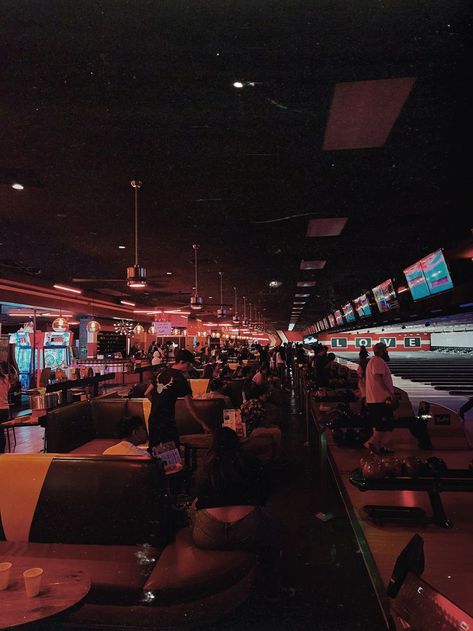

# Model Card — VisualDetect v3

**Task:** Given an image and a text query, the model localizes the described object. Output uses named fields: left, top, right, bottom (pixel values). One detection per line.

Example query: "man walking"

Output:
left=364, top=342, right=396, bottom=454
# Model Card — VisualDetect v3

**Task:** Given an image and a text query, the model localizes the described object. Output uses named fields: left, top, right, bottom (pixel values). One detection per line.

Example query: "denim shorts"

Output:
left=190, top=506, right=281, bottom=552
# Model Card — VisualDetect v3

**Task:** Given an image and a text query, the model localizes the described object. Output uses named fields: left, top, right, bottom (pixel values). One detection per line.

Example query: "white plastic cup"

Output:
left=0, top=562, right=12, bottom=590
left=23, top=567, right=43, bottom=597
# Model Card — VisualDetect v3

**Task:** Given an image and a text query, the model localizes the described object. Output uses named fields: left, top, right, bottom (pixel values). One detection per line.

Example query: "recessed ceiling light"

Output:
left=294, top=301, right=306, bottom=305
left=300, top=260, right=326, bottom=270
left=269, top=280, right=282, bottom=288
left=233, top=81, right=244, bottom=89
left=208, top=296, right=213, bottom=299
left=11, top=183, right=24, bottom=190
left=306, top=218, right=348, bottom=237
left=295, top=294, right=310, bottom=298
left=166, top=271, right=173, bottom=275
left=297, top=281, right=317, bottom=287
left=118, top=245, right=126, bottom=249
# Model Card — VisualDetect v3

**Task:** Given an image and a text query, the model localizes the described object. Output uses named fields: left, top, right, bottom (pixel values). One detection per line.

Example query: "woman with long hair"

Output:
left=0, top=361, right=11, bottom=453
left=190, top=426, right=293, bottom=601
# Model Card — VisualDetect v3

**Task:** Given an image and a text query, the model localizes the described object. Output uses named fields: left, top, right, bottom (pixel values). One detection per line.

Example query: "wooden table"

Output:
left=0, top=558, right=90, bottom=629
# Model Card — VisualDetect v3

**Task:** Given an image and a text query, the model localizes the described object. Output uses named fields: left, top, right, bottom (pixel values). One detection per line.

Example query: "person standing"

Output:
left=0, top=362, right=11, bottom=453
left=364, top=342, right=396, bottom=454
left=145, top=349, right=205, bottom=450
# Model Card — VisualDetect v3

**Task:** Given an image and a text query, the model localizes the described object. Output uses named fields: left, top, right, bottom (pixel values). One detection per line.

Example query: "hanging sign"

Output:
left=154, top=321, right=173, bottom=336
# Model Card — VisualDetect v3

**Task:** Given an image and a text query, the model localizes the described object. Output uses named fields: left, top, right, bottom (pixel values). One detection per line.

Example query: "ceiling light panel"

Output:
left=322, top=77, right=416, bottom=150
left=300, top=260, right=326, bottom=270
left=306, top=218, right=348, bottom=237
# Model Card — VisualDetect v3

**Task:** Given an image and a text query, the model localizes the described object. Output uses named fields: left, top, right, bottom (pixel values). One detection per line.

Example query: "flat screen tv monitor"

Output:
left=334, top=310, right=344, bottom=326
left=328, top=314, right=336, bottom=328
left=354, top=293, right=372, bottom=318
left=420, top=249, right=454, bottom=295
left=342, top=302, right=355, bottom=322
left=403, top=261, right=430, bottom=300
left=372, top=278, right=400, bottom=313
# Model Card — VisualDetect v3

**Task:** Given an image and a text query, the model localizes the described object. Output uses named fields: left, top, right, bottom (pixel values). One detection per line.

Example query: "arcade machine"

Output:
left=40, top=331, right=73, bottom=371
left=10, top=330, right=34, bottom=390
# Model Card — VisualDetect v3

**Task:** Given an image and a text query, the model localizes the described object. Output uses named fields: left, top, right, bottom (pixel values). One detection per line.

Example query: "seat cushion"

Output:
left=143, top=527, right=257, bottom=604
left=0, top=541, right=161, bottom=604
left=180, top=434, right=213, bottom=450
left=69, top=439, right=116, bottom=454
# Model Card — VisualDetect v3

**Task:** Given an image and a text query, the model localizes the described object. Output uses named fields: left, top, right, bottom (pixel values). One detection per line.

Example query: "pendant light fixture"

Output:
left=232, top=287, right=240, bottom=324
left=133, top=323, right=144, bottom=335
left=86, top=300, right=101, bottom=333
left=148, top=324, right=156, bottom=335
left=217, top=271, right=228, bottom=318
left=242, top=296, right=249, bottom=326
left=190, top=244, right=204, bottom=310
left=52, top=299, right=69, bottom=332
left=127, top=180, right=147, bottom=288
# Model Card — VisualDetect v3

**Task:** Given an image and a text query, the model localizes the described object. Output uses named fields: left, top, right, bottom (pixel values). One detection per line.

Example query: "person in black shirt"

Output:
left=145, top=349, right=205, bottom=449
left=191, top=427, right=294, bottom=601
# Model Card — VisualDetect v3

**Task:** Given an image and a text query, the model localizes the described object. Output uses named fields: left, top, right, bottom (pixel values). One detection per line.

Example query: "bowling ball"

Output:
left=362, top=457, right=387, bottom=479
left=402, top=456, right=423, bottom=478
left=381, top=455, right=404, bottom=477
left=426, top=456, right=448, bottom=475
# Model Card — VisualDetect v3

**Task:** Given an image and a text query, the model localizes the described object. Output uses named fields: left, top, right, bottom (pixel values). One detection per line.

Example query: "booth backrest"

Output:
left=45, top=400, right=95, bottom=453
left=175, top=398, right=225, bottom=435
left=0, top=454, right=167, bottom=546
left=45, top=398, right=151, bottom=453
left=90, top=398, right=128, bottom=438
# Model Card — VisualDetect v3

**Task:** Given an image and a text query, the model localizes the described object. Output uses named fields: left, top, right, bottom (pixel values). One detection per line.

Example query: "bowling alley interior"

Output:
left=0, top=2, right=472, bottom=630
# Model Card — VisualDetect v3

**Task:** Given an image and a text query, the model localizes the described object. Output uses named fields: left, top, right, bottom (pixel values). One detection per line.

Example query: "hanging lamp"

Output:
left=190, top=244, right=204, bottom=310
left=127, top=180, right=147, bottom=288
left=232, top=287, right=240, bottom=324
left=86, top=300, right=101, bottom=333
left=217, top=271, right=229, bottom=318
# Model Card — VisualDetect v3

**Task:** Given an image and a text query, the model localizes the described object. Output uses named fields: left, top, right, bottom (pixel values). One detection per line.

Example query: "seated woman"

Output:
left=190, top=427, right=293, bottom=600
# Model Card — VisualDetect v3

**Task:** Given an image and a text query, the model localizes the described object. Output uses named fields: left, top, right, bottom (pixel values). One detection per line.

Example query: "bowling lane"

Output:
left=336, top=352, right=471, bottom=414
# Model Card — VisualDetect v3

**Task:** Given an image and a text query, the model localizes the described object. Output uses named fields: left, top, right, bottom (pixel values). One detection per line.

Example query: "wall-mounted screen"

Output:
left=403, top=261, right=430, bottom=300
left=334, top=310, right=344, bottom=326
left=353, top=293, right=372, bottom=318
left=328, top=314, right=336, bottom=328
left=420, top=249, right=454, bottom=295
left=342, top=302, right=356, bottom=322
left=372, top=279, right=400, bottom=313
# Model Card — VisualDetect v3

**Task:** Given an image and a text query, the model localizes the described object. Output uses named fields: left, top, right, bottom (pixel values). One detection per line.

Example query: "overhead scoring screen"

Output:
left=342, top=302, right=355, bottom=322
left=353, top=293, right=372, bottom=318
left=372, top=279, right=400, bottom=313
left=403, top=249, right=454, bottom=300
left=403, top=261, right=430, bottom=300
left=420, top=249, right=454, bottom=295
left=334, top=310, right=344, bottom=326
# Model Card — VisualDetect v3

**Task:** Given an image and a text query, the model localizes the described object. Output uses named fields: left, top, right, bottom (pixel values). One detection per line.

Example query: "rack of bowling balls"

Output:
left=350, top=456, right=473, bottom=528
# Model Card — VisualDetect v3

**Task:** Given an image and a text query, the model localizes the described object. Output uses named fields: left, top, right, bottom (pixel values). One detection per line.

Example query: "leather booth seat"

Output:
left=0, top=453, right=258, bottom=628
left=45, top=396, right=225, bottom=455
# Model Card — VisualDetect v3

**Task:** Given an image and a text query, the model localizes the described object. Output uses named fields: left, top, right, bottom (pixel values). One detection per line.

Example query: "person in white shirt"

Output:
left=364, top=342, right=396, bottom=455
left=198, top=378, right=233, bottom=409
left=103, top=416, right=151, bottom=458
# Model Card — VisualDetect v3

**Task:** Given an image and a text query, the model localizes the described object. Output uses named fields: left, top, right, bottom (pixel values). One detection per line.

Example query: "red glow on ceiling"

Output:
left=323, top=77, right=416, bottom=150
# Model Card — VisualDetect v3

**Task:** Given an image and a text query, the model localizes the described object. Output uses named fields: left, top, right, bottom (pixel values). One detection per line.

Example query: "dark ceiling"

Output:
left=0, top=0, right=470, bottom=329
